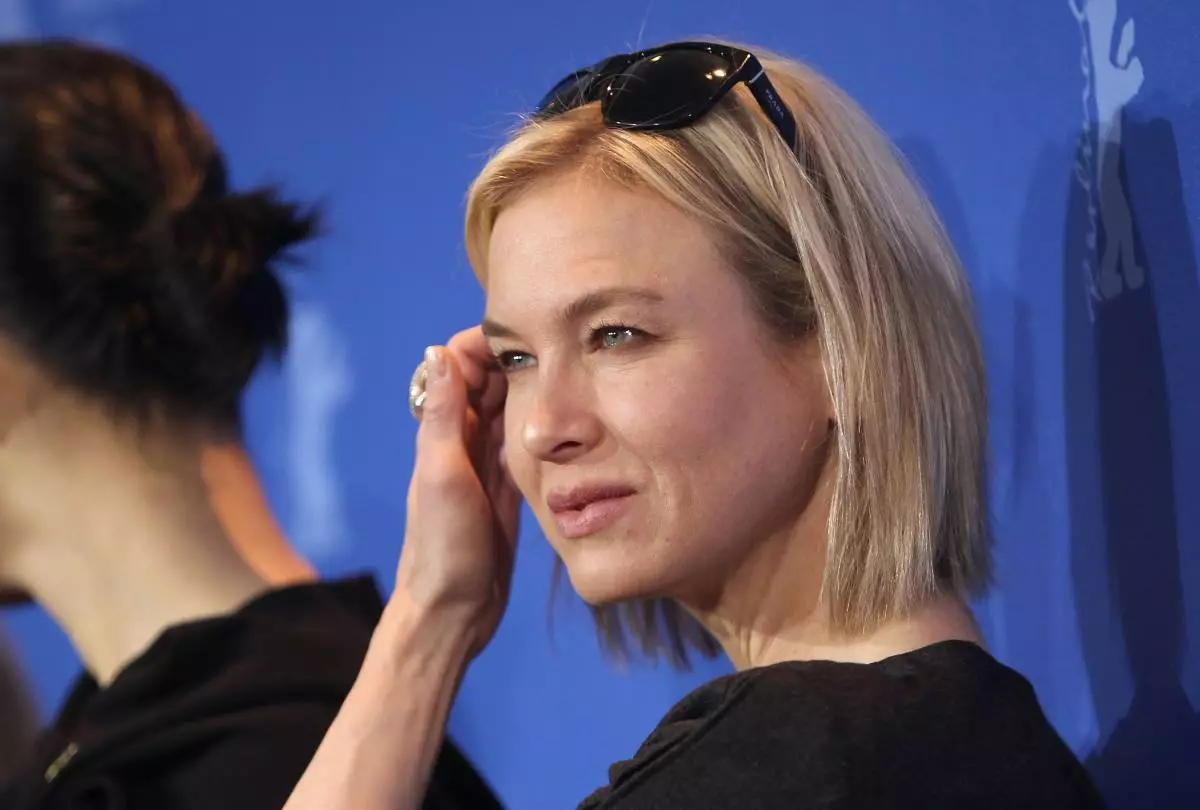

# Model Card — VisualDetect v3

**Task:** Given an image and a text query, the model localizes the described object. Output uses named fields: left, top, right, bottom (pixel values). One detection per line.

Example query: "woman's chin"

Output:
left=562, top=562, right=661, bottom=607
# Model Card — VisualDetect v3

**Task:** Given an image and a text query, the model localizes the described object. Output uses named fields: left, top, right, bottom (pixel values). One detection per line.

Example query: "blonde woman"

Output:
left=287, top=41, right=1105, bottom=809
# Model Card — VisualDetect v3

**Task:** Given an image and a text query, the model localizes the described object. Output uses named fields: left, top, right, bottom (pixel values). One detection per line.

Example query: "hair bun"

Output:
left=11, top=183, right=321, bottom=423
left=153, top=187, right=320, bottom=409
left=0, top=41, right=322, bottom=424
left=171, top=189, right=318, bottom=297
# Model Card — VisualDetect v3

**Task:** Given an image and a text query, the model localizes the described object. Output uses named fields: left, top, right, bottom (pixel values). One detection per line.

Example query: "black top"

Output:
left=579, top=641, right=1105, bottom=809
left=0, top=576, right=503, bottom=810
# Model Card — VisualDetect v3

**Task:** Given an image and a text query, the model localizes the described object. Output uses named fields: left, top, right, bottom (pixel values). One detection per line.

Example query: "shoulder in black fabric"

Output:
left=2, top=576, right=384, bottom=810
left=576, top=641, right=1107, bottom=810
left=576, top=668, right=761, bottom=809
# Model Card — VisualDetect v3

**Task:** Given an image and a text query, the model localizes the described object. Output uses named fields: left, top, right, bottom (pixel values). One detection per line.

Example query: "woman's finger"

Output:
left=474, top=367, right=508, bottom=422
left=446, top=326, right=508, bottom=421
left=413, top=346, right=476, bottom=494
left=446, top=326, right=495, bottom=390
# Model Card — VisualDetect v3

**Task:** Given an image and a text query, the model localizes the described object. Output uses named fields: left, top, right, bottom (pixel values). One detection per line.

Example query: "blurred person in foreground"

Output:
left=0, top=39, right=500, bottom=810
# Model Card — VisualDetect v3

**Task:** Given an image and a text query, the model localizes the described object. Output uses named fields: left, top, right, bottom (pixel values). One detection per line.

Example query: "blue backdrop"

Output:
left=2, top=1, right=1197, bottom=807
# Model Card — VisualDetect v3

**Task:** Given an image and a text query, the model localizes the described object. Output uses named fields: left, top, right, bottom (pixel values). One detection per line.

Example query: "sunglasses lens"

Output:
left=535, top=70, right=594, bottom=116
left=601, top=50, right=733, bottom=127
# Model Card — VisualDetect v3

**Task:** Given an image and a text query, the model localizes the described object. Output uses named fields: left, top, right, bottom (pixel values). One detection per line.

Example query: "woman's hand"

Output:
left=284, top=332, right=517, bottom=810
left=393, top=326, right=521, bottom=660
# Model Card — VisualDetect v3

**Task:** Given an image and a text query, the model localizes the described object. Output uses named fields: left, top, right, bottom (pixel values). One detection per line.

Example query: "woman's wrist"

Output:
left=283, top=595, right=479, bottom=810
left=371, top=592, right=478, bottom=684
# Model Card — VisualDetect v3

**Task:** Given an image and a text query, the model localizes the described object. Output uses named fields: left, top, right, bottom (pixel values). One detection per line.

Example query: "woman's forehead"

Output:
left=484, top=183, right=728, bottom=313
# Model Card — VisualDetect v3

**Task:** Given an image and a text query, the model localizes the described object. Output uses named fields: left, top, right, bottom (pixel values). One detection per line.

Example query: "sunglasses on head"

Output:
left=534, top=42, right=798, bottom=152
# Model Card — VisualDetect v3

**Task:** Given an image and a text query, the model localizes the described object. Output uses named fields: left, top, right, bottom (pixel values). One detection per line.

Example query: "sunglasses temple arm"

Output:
left=743, top=61, right=799, bottom=152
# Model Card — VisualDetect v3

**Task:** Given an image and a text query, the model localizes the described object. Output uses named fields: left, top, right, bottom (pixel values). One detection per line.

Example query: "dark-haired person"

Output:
left=0, top=442, right=312, bottom=784
left=0, top=40, right=501, bottom=810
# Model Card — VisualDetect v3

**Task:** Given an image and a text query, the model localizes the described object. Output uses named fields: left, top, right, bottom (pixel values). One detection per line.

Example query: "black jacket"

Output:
left=0, top=576, right=503, bottom=810
left=578, top=641, right=1106, bottom=809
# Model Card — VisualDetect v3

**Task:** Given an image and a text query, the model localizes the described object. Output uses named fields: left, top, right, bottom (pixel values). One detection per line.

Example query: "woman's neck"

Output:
left=695, top=558, right=983, bottom=670
left=1, top=421, right=270, bottom=685
left=720, top=592, right=983, bottom=671
left=202, top=442, right=317, bottom=588
left=684, top=471, right=982, bottom=670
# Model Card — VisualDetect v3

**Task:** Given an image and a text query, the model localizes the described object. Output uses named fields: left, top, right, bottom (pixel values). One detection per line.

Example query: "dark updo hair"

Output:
left=0, top=40, right=318, bottom=426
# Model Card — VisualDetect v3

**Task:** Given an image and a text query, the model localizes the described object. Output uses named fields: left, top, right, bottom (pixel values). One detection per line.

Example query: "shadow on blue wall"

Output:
left=895, top=136, right=1037, bottom=669
left=902, top=99, right=1200, bottom=807
left=1060, top=100, right=1200, bottom=808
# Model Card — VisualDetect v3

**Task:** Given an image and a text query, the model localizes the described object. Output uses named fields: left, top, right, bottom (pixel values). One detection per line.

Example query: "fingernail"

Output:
left=424, top=346, right=446, bottom=381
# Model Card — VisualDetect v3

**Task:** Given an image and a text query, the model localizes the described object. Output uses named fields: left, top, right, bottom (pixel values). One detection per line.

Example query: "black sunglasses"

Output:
left=534, top=42, right=798, bottom=152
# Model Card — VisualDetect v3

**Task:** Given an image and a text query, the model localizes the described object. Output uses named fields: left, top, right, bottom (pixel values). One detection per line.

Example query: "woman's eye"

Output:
left=495, top=351, right=535, bottom=372
left=493, top=327, right=646, bottom=371
left=594, top=326, right=643, bottom=350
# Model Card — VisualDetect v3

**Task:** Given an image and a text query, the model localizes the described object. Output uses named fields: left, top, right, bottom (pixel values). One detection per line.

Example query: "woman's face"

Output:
left=483, top=172, right=833, bottom=608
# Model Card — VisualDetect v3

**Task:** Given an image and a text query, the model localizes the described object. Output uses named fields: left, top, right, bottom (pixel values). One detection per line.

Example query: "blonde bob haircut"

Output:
left=464, top=43, right=992, bottom=667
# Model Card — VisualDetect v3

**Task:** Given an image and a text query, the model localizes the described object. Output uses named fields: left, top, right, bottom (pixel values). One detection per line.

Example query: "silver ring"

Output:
left=408, top=360, right=428, bottom=420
